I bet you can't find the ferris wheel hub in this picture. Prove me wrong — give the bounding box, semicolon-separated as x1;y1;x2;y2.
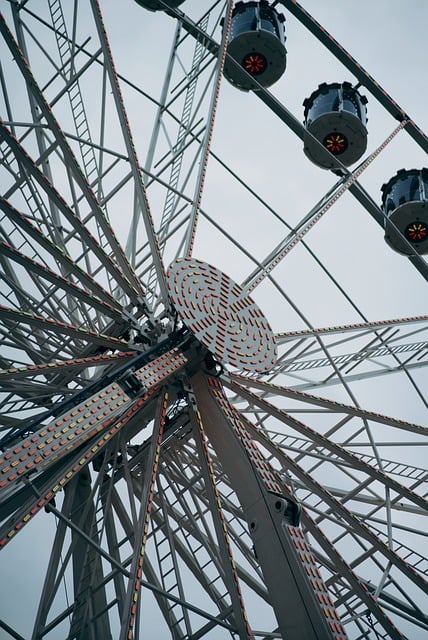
167;257;277;373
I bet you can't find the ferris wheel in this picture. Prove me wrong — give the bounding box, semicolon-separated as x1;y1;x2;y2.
0;1;427;639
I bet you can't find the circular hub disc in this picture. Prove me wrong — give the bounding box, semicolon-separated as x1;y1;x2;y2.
167;258;277;373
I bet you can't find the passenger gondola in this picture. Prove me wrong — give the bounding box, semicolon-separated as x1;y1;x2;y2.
134;0;185;12
222;1;287;91
303;82;368;169
381;168;428;254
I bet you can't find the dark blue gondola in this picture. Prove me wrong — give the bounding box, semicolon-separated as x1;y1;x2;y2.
303;82;368;169
381;168;428;255
222;1;287;91
134;0;185;11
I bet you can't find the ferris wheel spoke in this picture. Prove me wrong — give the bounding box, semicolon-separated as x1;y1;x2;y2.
299;509;418;640
188;401;257;639
183;1;234;258
271;319;428;399
144;502;243;635
273;341;428;377
170;4;428;280
277;316;428;342
0;353;135;382
268;443;427;503
1;271;104;345
229;374;427;437
282;361;427;394
305;506;428;633
158;443;268;597
0;241;124;323
0;246;62;341
0;197;125;312
0;122;144;307
243;121;407;294
0;305;128;353
0;315;86;371
45;0;108;202
116;390;168;640
134;3;236;312
278;0;428;153
89;0;170;311
0;16;149;308
137;438;254;636
143;17;209;246
250;79;428;281
116;406;261;636
234;406;427;596
225;378;427;511
0;345;188;498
